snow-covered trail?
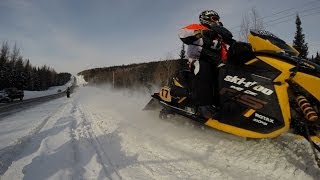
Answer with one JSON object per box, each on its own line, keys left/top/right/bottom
{"left": 1, "top": 86, "right": 320, "bottom": 179}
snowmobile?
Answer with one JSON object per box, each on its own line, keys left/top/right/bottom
{"left": 144, "top": 29, "right": 320, "bottom": 167}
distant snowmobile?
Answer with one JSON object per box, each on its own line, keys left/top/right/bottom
{"left": 144, "top": 29, "right": 320, "bottom": 167}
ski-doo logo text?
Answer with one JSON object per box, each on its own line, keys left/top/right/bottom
{"left": 224, "top": 75, "right": 274, "bottom": 95}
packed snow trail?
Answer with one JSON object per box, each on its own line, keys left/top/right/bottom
{"left": 0, "top": 86, "right": 320, "bottom": 179}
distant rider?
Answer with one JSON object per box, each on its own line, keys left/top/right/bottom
{"left": 178, "top": 10, "right": 234, "bottom": 118}
{"left": 66, "top": 87, "right": 71, "bottom": 98}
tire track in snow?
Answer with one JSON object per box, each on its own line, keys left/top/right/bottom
{"left": 69, "top": 102, "right": 82, "bottom": 180}
{"left": 73, "top": 103, "right": 123, "bottom": 180}
{"left": 81, "top": 103, "right": 233, "bottom": 179}
{"left": 76, "top": 87, "right": 240, "bottom": 178}
{"left": 116, "top": 117, "right": 254, "bottom": 179}
{"left": 82, "top": 102, "right": 168, "bottom": 179}
{"left": 82, "top": 102, "right": 320, "bottom": 179}
{"left": 0, "top": 100, "right": 68, "bottom": 175}
{"left": 80, "top": 104, "right": 163, "bottom": 179}
{"left": 74, "top": 87, "right": 320, "bottom": 179}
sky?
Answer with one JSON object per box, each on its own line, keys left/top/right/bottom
{"left": 0, "top": 0, "right": 320, "bottom": 75}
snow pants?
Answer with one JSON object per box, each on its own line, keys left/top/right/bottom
{"left": 191, "top": 60, "right": 219, "bottom": 106}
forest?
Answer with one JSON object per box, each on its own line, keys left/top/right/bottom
{"left": 0, "top": 42, "right": 71, "bottom": 91}
{"left": 78, "top": 59, "right": 187, "bottom": 89}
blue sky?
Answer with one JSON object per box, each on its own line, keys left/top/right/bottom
{"left": 0, "top": 0, "right": 320, "bottom": 74}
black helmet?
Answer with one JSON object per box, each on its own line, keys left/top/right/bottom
{"left": 199, "top": 10, "right": 220, "bottom": 27}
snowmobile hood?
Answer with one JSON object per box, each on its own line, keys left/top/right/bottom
{"left": 248, "top": 29, "right": 299, "bottom": 57}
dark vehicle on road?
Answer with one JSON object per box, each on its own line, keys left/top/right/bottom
{"left": 1, "top": 88, "right": 24, "bottom": 102}
{"left": 0, "top": 91, "right": 11, "bottom": 103}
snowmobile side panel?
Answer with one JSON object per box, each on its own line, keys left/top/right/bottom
{"left": 205, "top": 119, "right": 280, "bottom": 138}
{"left": 204, "top": 76, "right": 290, "bottom": 139}
{"left": 292, "top": 72, "right": 320, "bottom": 100}
{"left": 257, "top": 56, "right": 294, "bottom": 80}
{"left": 243, "top": 109, "right": 256, "bottom": 118}
{"left": 217, "top": 62, "right": 286, "bottom": 134}
{"left": 204, "top": 76, "right": 290, "bottom": 138}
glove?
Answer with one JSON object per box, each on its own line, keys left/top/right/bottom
{"left": 208, "top": 24, "right": 234, "bottom": 44}
{"left": 232, "top": 42, "right": 252, "bottom": 54}
{"left": 228, "top": 41, "right": 254, "bottom": 65}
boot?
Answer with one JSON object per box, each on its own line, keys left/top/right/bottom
{"left": 170, "top": 86, "right": 190, "bottom": 98}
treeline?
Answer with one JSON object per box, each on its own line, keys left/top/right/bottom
{"left": 0, "top": 42, "right": 71, "bottom": 91}
{"left": 311, "top": 52, "right": 320, "bottom": 64}
{"left": 78, "top": 59, "right": 187, "bottom": 89}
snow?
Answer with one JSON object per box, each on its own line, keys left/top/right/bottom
{"left": 1, "top": 79, "right": 320, "bottom": 179}
{"left": 75, "top": 75, "right": 88, "bottom": 86}
{"left": 23, "top": 76, "right": 75, "bottom": 100}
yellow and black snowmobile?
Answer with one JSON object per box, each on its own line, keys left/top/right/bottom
{"left": 144, "top": 29, "right": 320, "bottom": 167}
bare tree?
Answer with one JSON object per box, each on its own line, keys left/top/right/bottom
{"left": 10, "top": 43, "right": 20, "bottom": 62}
{"left": 163, "top": 52, "right": 179, "bottom": 85}
{"left": 239, "top": 7, "right": 264, "bottom": 42}
{"left": 239, "top": 14, "right": 250, "bottom": 42}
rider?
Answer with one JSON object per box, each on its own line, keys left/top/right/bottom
{"left": 66, "top": 87, "right": 71, "bottom": 98}
{"left": 178, "top": 10, "right": 234, "bottom": 118}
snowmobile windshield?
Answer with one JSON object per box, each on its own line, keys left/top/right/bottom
{"left": 249, "top": 30, "right": 299, "bottom": 57}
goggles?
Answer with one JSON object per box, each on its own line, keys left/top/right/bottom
{"left": 210, "top": 16, "right": 220, "bottom": 22}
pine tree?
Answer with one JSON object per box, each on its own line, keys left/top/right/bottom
{"left": 314, "top": 52, "right": 320, "bottom": 65}
{"left": 0, "top": 42, "right": 10, "bottom": 90}
{"left": 24, "top": 59, "right": 33, "bottom": 90}
{"left": 179, "top": 43, "right": 188, "bottom": 69}
{"left": 179, "top": 43, "right": 186, "bottom": 60}
{"left": 293, "top": 14, "right": 308, "bottom": 59}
